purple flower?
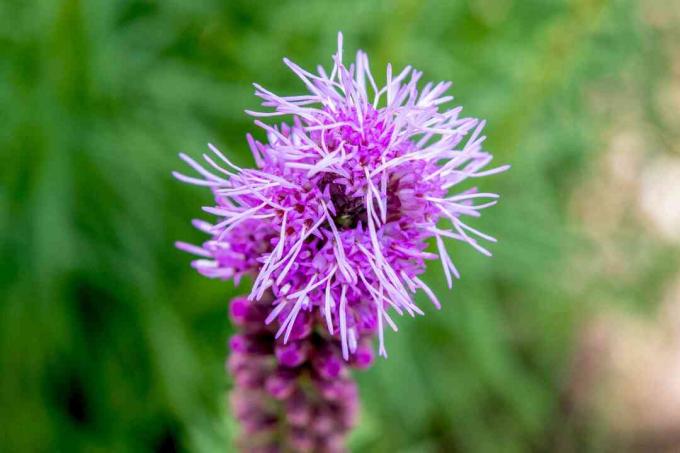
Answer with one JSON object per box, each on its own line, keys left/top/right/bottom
{"left": 176, "top": 33, "right": 507, "bottom": 359}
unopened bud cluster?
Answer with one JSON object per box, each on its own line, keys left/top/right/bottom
{"left": 228, "top": 296, "right": 373, "bottom": 452}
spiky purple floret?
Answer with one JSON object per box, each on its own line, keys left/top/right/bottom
{"left": 176, "top": 33, "right": 508, "bottom": 359}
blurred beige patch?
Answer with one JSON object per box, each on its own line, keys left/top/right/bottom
{"left": 642, "top": 0, "right": 680, "bottom": 30}
{"left": 638, "top": 156, "right": 680, "bottom": 243}
{"left": 569, "top": 275, "right": 680, "bottom": 449}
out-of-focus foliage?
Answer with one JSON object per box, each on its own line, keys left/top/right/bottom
{"left": 1, "top": 0, "right": 677, "bottom": 451}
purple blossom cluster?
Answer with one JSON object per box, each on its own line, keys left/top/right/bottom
{"left": 176, "top": 32, "right": 507, "bottom": 359}
{"left": 175, "top": 32, "right": 507, "bottom": 452}
{"left": 228, "top": 296, "right": 370, "bottom": 452}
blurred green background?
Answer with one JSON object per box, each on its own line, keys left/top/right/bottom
{"left": 2, "top": 0, "right": 680, "bottom": 451}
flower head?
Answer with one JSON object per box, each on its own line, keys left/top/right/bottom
{"left": 176, "top": 33, "right": 508, "bottom": 359}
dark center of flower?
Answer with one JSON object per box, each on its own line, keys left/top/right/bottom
{"left": 317, "top": 176, "right": 367, "bottom": 230}
{"left": 319, "top": 174, "right": 407, "bottom": 230}
{"left": 331, "top": 187, "right": 367, "bottom": 230}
